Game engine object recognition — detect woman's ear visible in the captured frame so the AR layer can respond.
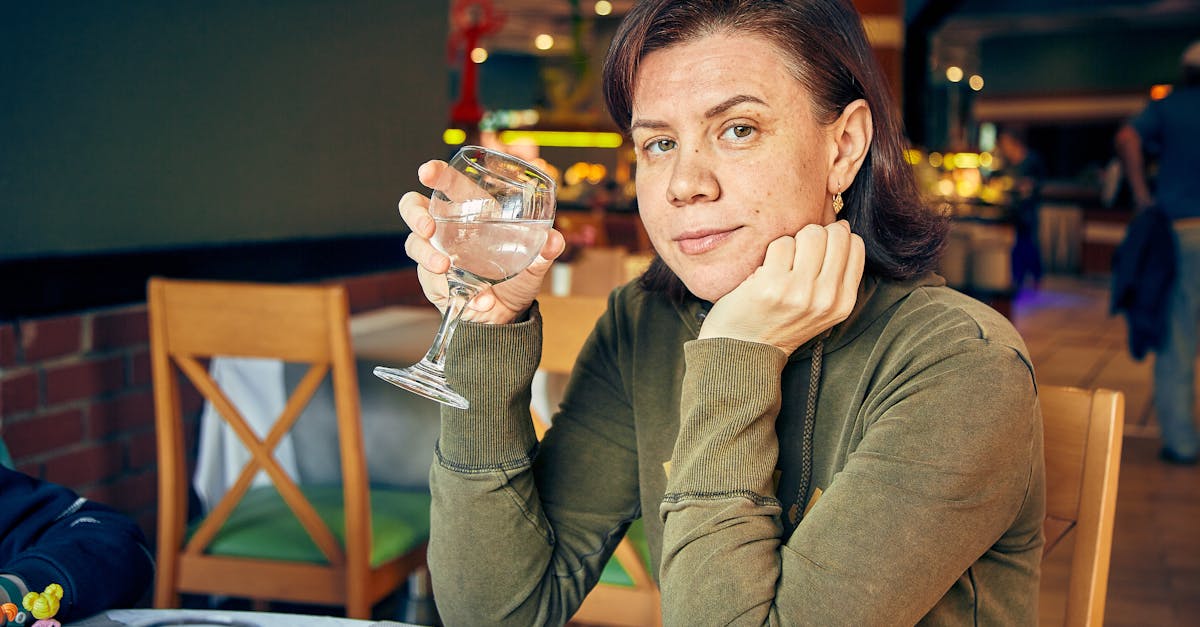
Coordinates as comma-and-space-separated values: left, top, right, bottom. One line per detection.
826, 99, 873, 195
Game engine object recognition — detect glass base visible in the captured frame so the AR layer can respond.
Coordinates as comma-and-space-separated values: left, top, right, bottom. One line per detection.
373, 363, 470, 410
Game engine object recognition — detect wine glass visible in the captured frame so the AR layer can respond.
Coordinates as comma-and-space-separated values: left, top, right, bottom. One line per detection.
373, 146, 557, 409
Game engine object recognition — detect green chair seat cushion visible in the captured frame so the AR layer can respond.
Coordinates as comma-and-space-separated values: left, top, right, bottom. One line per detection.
598, 518, 652, 588
193, 485, 430, 568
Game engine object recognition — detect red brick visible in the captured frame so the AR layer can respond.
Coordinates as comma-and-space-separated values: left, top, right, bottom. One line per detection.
3, 407, 86, 457
0, 323, 17, 366
91, 306, 149, 350
128, 349, 151, 386
43, 442, 125, 489
136, 510, 157, 542
179, 376, 206, 418
20, 315, 84, 361
89, 390, 155, 439
43, 355, 126, 405
16, 461, 42, 479
84, 471, 157, 512
0, 369, 39, 415
126, 430, 159, 470
393, 272, 428, 306
342, 274, 385, 314
374, 270, 418, 307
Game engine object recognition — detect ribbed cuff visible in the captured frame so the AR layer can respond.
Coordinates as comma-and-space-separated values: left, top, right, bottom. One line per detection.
663, 338, 786, 505
437, 304, 542, 471
0, 573, 28, 606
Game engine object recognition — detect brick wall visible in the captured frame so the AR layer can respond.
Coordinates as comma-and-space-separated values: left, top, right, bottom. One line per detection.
0, 269, 423, 541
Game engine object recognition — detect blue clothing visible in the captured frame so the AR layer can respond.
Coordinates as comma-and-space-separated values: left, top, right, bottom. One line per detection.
0, 465, 155, 620
1004, 151, 1046, 289
1153, 222, 1200, 458
1131, 86, 1200, 220
1130, 84, 1200, 458
1110, 207, 1177, 359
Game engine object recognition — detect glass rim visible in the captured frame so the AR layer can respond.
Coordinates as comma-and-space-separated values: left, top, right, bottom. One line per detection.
457, 145, 556, 194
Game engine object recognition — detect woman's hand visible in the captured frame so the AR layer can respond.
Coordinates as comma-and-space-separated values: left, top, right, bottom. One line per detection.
699, 220, 865, 355
398, 160, 566, 325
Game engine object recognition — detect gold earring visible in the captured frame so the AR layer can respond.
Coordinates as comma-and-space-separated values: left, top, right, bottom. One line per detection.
833, 191, 844, 214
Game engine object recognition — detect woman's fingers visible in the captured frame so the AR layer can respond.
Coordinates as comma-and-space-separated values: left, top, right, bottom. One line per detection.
416, 160, 448, 188
809, 221, 856, 317
816, 221, 851, 286
398, 191, 435, 237
761, 235, 797, 272
540, 229, 567, 264
404, 231, 451, 274
791, 224, 828, 286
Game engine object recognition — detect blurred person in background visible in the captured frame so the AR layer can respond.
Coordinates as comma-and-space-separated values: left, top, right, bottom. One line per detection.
1115, 40, 1200, 466
996, 126, 1046, 292
398, 0, 1044, 624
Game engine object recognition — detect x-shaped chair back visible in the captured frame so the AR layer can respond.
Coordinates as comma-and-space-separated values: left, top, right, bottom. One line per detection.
149, 277, 399, 617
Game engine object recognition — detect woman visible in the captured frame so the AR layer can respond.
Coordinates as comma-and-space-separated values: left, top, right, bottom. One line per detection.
400, 1, 1044, 624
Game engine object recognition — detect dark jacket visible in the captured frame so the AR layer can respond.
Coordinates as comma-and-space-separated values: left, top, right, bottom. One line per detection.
1111, 207, 1177, 359
0, 465, 155, 620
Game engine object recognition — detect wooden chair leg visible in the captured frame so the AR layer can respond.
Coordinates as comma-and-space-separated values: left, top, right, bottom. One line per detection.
153, 545, 179, 609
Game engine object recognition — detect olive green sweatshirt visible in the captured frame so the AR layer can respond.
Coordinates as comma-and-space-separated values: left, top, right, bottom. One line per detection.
429, 274, 1044, 626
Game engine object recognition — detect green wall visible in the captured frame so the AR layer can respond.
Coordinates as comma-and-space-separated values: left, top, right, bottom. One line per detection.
980, 27, 1198, 95
1, 0, 449, 261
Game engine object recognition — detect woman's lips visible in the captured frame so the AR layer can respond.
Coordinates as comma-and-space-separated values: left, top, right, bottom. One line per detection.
674, 227, 739, 255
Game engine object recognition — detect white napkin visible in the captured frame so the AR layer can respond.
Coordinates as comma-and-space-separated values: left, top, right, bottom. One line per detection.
193, 356, 300, 512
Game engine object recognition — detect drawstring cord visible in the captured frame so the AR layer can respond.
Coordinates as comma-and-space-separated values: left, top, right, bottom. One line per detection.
787, 336, 825, 529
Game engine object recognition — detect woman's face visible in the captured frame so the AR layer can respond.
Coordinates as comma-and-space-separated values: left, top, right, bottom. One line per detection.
631, 33, 839, 302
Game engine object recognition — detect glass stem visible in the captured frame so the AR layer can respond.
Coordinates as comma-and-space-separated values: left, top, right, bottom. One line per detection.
421, 279, 478, 370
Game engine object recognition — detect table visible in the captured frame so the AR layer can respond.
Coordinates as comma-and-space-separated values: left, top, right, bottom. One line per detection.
72, 608, 418, 627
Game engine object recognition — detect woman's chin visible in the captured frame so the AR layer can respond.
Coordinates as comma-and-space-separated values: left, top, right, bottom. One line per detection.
680, 273, 743, 304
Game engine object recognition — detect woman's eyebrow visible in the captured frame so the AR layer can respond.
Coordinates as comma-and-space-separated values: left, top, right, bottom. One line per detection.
630, 94, 767, 134
630, 118, 670, 133
704, 94, 766, 119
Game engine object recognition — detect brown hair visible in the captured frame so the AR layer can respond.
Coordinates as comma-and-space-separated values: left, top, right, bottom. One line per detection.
602, 0, 946, 300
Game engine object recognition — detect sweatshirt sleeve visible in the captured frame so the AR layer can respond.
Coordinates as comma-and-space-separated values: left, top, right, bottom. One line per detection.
428, 299, 641, 626
659, 335, 1040, 626
0, 467, 154, 621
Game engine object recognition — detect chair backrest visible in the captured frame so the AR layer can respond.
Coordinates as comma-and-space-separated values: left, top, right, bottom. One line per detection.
1039, 385, 1124, 627
536, 294, 662, 626
148, 277, 373, 607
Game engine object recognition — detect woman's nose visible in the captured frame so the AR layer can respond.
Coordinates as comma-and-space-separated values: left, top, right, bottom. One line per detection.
667, 147, 719, 206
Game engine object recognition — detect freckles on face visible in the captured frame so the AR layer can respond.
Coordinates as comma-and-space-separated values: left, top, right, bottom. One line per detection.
631, 33, 836, 302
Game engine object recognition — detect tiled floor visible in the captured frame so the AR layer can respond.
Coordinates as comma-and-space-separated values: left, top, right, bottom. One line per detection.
1019, 277, 1200, 626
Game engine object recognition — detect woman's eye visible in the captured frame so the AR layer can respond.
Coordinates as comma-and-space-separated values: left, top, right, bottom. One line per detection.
645, 138, 676, 154
723, 125, 755, 140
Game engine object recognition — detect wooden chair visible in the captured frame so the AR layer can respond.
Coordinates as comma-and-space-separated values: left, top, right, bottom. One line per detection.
148, 278, 430, 619
535, 295, 662, 627
1039, 385, 1124, 627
